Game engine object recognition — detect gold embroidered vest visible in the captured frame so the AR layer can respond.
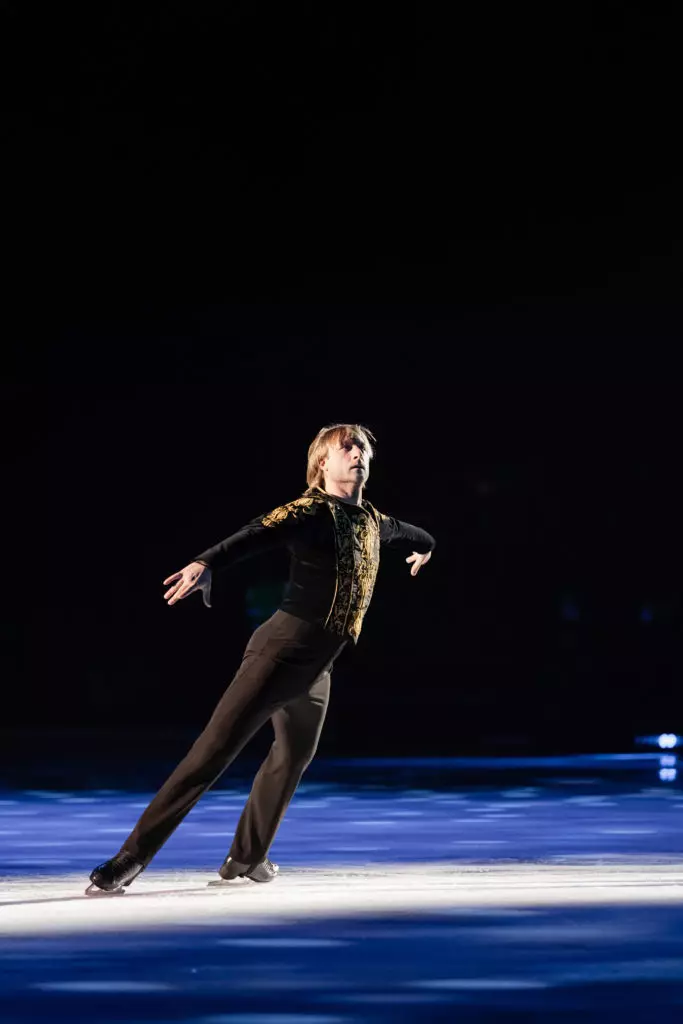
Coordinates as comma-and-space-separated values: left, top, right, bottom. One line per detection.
261, 489, 381, 640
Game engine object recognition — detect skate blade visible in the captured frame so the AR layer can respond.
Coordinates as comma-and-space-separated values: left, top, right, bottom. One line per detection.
207, 876, 249, 887
84, 882, 126, 897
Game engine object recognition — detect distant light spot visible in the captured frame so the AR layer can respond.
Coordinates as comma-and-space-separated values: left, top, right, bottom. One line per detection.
658, 734, 679, 750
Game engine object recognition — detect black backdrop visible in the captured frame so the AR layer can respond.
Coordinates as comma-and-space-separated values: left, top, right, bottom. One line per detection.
2, 4, 682, 757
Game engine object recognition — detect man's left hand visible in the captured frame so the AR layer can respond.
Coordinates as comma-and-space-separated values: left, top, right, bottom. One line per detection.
406, 551, 432, 576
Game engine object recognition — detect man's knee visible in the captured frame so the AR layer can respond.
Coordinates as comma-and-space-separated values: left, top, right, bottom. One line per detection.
271, 737, 319, 772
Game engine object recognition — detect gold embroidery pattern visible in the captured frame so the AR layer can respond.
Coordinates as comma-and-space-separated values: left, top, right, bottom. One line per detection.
326, 501, 381, 640
347, 506, 381, 640
326, 502, 355, 637
261, 495, 322, 528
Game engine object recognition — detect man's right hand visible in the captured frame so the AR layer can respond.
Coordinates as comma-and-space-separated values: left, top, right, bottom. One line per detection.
163, 562, 213, 608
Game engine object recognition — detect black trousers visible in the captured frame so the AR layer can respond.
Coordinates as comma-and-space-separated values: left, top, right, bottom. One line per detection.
121, 610, 347, 867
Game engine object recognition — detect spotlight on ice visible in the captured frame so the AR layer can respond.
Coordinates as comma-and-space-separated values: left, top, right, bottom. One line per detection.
658, 733, 679, 750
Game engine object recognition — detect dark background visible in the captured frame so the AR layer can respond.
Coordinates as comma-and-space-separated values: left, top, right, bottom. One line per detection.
2, 4, 681, 760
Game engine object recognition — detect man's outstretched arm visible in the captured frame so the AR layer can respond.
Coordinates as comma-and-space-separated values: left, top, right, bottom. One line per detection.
377, 512, 436, 577
162, 497, 321, 608
192, 514, 293, 572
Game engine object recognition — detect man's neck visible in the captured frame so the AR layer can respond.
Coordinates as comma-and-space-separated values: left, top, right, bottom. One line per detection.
321, 480, 363, 506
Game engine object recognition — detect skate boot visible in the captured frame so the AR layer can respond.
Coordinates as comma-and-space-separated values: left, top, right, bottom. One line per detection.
85, 851, 145, 895
218, 854, 279, 883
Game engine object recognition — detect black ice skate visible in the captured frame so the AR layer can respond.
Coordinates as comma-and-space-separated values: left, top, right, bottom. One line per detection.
85, 851, 145, 895
217, 855, 279, 883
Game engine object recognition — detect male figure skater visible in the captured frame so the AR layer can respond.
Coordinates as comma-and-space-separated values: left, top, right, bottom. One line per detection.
87, 423, 435, 893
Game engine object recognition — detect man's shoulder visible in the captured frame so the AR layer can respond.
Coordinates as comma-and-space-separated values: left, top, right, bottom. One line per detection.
261, 492, 327, 528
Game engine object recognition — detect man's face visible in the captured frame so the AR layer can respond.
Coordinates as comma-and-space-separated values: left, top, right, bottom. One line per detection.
321, 434, 370, 487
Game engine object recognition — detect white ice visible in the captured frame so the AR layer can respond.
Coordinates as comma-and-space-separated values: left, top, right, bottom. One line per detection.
3, 861, 683, 937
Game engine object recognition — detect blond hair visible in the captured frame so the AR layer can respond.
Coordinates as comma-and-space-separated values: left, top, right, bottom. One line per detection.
305, 423, 376, 491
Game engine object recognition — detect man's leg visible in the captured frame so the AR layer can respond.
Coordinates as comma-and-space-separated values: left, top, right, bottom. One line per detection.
119, 614, 342, 867
227, 667, 331, 867
120, 652, 278, 866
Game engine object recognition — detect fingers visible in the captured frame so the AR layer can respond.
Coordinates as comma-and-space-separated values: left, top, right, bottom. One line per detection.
167, 578, 213, 606
164, 581, 184, 601
165, 575, 195, 604
409, 552, 430, 577
406, 554, 420, 576
407, 551, 432, 576
164, 564, 209, 605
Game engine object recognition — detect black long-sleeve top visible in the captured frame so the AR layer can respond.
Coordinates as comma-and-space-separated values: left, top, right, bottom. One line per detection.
194, 486, 435, 642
